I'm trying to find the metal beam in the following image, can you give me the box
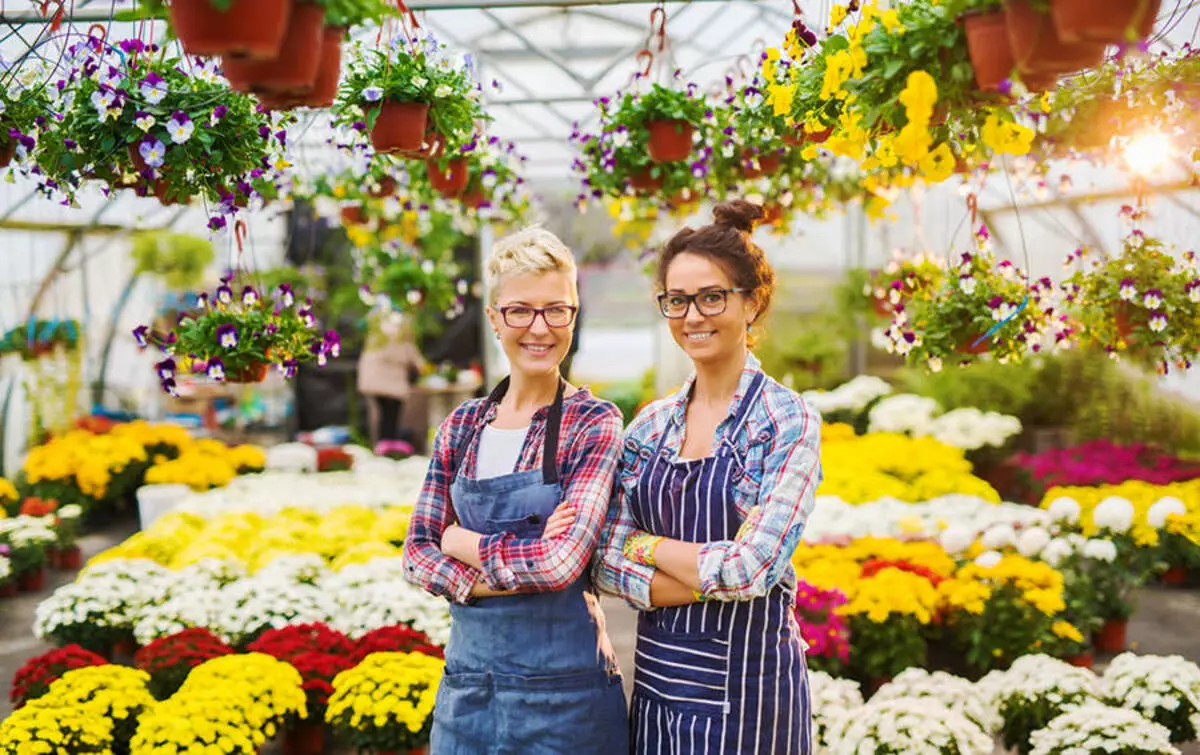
[476,44,631,60]
[0,219,129,233]
[982,179,1197,213]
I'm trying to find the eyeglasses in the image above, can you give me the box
[498,304,578,329]
[657,288,752,319]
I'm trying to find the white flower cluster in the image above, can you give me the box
[34,558,172,639]
[807,670,864,748]
[0,514,59,548]
[322,557,451,646]
[824,696,994,755]
[0,554,11,582]
[863,392,1022,450]
[976,654,1098,728]
[211,577,341,643]
[172,460,429,517]
[1027,701,1178,755]
[867,394,941,435]
[806,494,1049,544]
[803,375,893,415]
[1101,653,1200,743]
[871,667,1001,735]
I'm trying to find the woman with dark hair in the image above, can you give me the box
[595,200,821,753]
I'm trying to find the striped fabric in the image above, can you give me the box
[623,371,814,754]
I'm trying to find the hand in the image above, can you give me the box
[542,503,576,540]
[624,532,665,567]
[735,506,763,541]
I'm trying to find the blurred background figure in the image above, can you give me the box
[357,311,427,446]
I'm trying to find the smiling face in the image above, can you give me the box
[487,271,577,379]
[662,252,757,366]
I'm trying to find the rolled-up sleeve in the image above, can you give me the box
[697,398,822,601]
[402,410,482,605]
[477,403,623,592]
[593,425,658,611]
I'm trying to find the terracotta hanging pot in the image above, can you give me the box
[1093,617,1127,653]
[761,204,784,225]
[223,2,325,94]
[1022,69,1060,92]
[1114,301,1138,340]
[628,167,663,194]
[1050,0,1159,44]
[370,102,430,155]
[226,360,270,383]
[740,148,781,179]
[958,329,991,355]
[301,26,345,107]
[153,180,187,206]
[459,183,487,208]
[1005,0,1106,75]
[0,138,16,168]
[340,204,367,225]
[368,175,399,198]
[171,0,292,60]
[427,157,470,197]
[646,119,694,162]
[963,9,1016,92]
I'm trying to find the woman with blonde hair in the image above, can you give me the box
[357,310,426,445]
[403,227,628,753]
[595,200,821,754]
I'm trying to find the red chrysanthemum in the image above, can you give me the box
[10,645,107,707]
[352,625,444,664]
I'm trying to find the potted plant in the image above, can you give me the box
[1003,0,1105,76]
[613,79,707,163]
[0,550,13,598]
[134,275,340,394]
[8,644,107,708]
[0,319,81,361]
[866,253,947,318]
[993,654,1099,755]
[133,627,235,699]
[35,38,287,221]
[1027,701,1177,755]
[334,34,485,157]
[1062,230,1200,375]
[1,519,56,592]
[952,0,1017,92]
[1100,653,1200,744]
[886,226,1056,371]
[792,581,850,676]
[0,81,52,169]
[325,651,444,754]
[841,566,939,688]
[1049,0,1160,45]
[824,697,994,753]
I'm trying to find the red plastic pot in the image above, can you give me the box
[341,205,366,225]
[282,722,325,755]
[223,2,325,94]
[227,361,270,383]
[59,546,83,570]
[646,119,694,162]
[301,26,345,107]
[964,10,1016,92]
[427,158,470,197]
[741,149,781,179]
[0,139,16,168]
[628,167,663,194]
[1051,0,1159,43]
[370,102,430,155]
[1162,565,1188,585]
[1093,618,1128,653]
[1005,0,1106,74]
[0,581,16,598]
[1064,651,1094,669]
[171,0,291,60]
[369,175,399,198]
[16,566,46,593]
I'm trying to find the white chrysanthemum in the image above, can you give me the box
[1028,700,1178,755]
[133,589,226,646]
[873,667,1001,734]
[974,550,1003,568]
[825,697,993,755]
[1101,653,1200,744]
[0,555,11,582]
[1015,526,1052,558]
[211,577,339,643]
[1046,497,1081,524]
[807,670,864,749]
[867,393,941,436]
[986,654,1098,743]
[802,375,894,415]
[1081,538,1118,563]
[939,524,976,554]
[1093,496,1136,533]
[252,553,330,585]
[1147,497,1187,529]
[1040,538,1075,567]
[981,523,1016,549]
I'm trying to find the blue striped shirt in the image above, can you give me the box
[594,352,823,610]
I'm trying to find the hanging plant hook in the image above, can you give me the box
[649,5,667,52]
[234,219,248,257]
[636,48,654,77]
[966,192,978,227]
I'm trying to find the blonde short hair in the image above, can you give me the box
[486,227,578,304]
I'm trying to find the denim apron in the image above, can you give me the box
[431,378,630,755]
[627,371,812,754]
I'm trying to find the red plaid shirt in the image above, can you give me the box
[402,387,623,604]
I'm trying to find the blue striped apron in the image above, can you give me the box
[431,377,629,755]
[627,371,812,755]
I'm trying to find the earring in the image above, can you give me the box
[746,323,753,333]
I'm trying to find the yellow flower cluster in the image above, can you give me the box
[326,652,444,741]
[0,665,154,754]
[132,653,306,754]
[1040,479,1200,546]
[144,440,265,492]
[817,432,1000,503]
[24,430,149,500]
[0,477,16,509]
[842,567,942,624]
[110,420,193,453]
[939,554,1067,617]
[92,505,414,570]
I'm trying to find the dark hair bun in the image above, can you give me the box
[712,200,764,233]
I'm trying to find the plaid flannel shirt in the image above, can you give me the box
[402,387,623,604]
[593,353,822,610]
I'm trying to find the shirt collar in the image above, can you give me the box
[668,351,762,429]
[480,384,590,424]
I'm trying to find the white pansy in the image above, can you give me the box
[434,84,451,98]
[1093,496,1136,533]
[1147,497,1187,529]
[1082,538,1118,563]
[1047,497,1081,524]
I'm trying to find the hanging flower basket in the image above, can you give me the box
[223,2,325,94]
[225,360,270,383]
[646,119,694,162]
[368,175,399,198]
[302,26,346,108]
[426,157,469,197]
[170,0,292,60]
[370,102,430,154]
[1005,0,1105,75]
[1050,0,1159,44]
[1021,69,1059,92]
[957,330,993,355]
[963,9,1016,92]
[628,167,663,194]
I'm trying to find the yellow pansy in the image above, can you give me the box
[981,114,1034,156]
[892,121,933,165]
[767,82,797,116]
[878,8,902,32]
[899,70,938,124]
[919,142,955,183]
[829,4,848,27]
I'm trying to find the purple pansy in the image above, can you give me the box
[215,324,238,349]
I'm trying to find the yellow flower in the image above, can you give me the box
[1051,620,1084,644]
[892,121,933,165]
[767,82,797,116]
[878,9,902,32]
[898,70,938,124]
[981,114,1034,156]
[919,143,956,184]
[0,477,19,504]
[829,4,848,27]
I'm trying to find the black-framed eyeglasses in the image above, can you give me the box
[657,288,752,319]
[498,304,578,329]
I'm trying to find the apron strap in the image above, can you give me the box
[718,371,768,457]
[482,376,566,486]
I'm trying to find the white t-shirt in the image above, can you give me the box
[475,424,529,479]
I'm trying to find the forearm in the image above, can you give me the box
[651,538,703,591]
[470,579,517,598]
[649,572,699,607]
[442,525,484,571]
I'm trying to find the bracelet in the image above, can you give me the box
[624,533,665,567]
[692,590,709,603]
